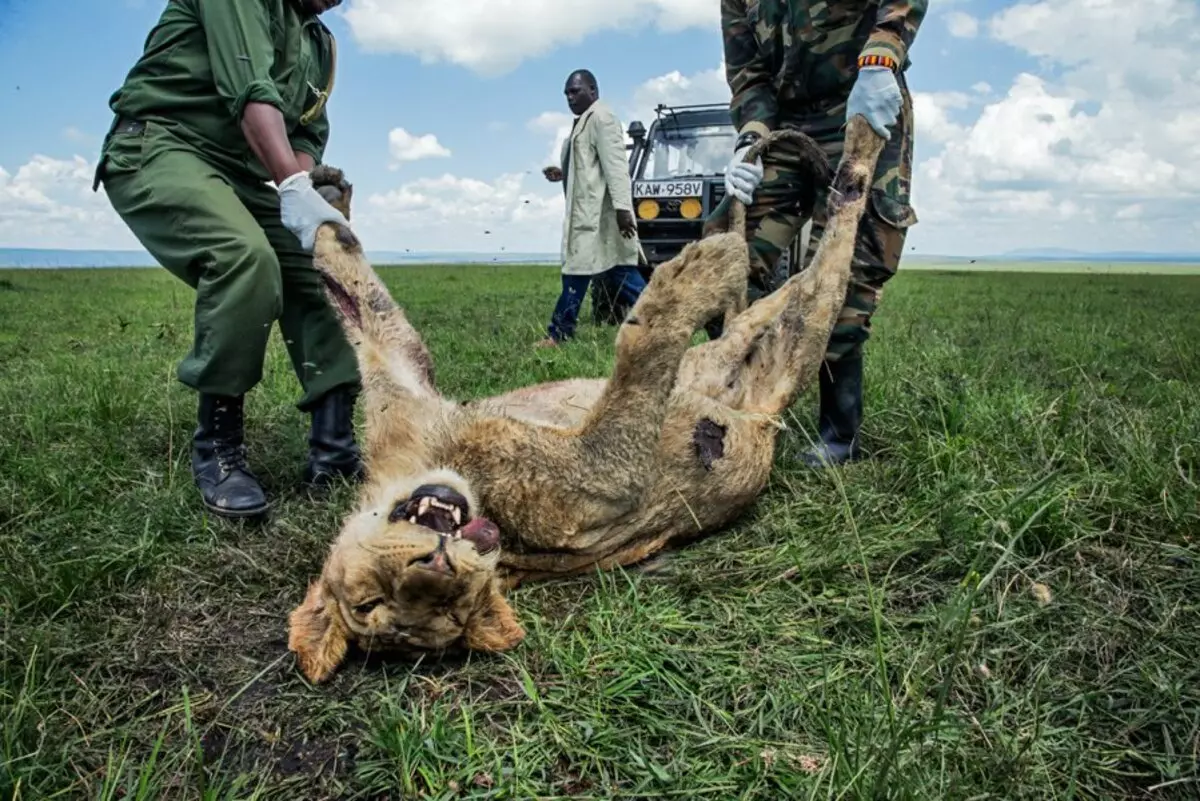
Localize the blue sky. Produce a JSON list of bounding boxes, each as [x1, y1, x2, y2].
[[0, 0, 1196, 257]]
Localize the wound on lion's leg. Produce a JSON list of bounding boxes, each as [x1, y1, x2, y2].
[[693, 418, 727, 471]]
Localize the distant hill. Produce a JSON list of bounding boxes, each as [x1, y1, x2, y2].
[[991, 248, 1200, 263], [0, 248, 560, 269]]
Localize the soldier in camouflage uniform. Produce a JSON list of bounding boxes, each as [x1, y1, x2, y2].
[[93, 0, 362, 519], [716, 0, 925, 467]]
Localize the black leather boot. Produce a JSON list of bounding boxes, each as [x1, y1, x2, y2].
[[191, 394, 270, 518], [302, 386, 364, 489], [799, 354, 865, 468]]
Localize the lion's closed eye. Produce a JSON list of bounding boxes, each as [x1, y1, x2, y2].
[[353, 598, 383, 616]]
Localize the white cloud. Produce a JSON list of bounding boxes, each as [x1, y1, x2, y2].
[[359, 172, 564, 252], [527, 112, 572, 135], [362, 60, 734, 254], [340, 0, 717, 75], [527, 111, 575, 168], [0, 154, 140, 250], [942, 74, 1092, 184], [387, 127, 451, 168], [945, 11, 979, 38], [906, 0, 1200, 255], [912, 91, 972, 144], [627, 63, 730, 126]]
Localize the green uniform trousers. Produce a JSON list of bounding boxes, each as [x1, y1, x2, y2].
[[96, 120, 359, 410], [713, 79, 919, 363]]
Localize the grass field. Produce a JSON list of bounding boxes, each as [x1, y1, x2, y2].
[[1, 263, 1198, 800]]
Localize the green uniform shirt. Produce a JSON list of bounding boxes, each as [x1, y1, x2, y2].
[[103, 0, 335, 183], [720, 0, 927, 137]]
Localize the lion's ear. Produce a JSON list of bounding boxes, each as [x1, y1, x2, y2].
[[464, 583, 526, 652], [287, 580, 350, 683]]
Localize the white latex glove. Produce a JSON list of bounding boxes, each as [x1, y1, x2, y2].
[[724, 144, 764, 205], [277, 171, 350, 252], [846, 66, 902, 139]]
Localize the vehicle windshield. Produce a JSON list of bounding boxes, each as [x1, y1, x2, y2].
[[639, 122, 736, 179]]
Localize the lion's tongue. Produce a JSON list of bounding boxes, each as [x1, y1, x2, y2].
[[458, 518, 500, 553]]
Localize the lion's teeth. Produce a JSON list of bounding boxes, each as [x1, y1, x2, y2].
[[427, 496, 453, 515], [416, 497, 432, 516], [451, 507, 462, 524], [408, 515, 419, 524]]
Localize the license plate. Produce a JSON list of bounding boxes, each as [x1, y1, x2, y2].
[[633, 180, 704, 199]]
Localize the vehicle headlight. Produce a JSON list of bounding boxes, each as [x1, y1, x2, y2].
[[679, 198, 702, 219], [636, 199, 660, 220]]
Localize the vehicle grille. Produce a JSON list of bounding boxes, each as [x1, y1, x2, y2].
[[709, 181, 726, 209]]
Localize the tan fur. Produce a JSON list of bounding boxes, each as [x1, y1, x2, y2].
[[287, 118, 886, 683]]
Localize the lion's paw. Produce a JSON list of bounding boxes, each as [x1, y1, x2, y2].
[[312, 164, 354, 221]]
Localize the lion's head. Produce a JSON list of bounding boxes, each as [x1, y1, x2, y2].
[[287, 469, 524, 683]]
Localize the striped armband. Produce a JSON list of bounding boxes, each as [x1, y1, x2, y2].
[[857, 54, 899, 72]]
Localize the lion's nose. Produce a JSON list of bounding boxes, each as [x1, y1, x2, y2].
[[414, 549, 452, 574]]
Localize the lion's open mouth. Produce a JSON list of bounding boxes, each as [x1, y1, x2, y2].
[[400, 484, 500, 554]]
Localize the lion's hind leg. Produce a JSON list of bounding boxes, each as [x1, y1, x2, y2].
[[677, 115, 887, 418], [569, 225, 749, 468], [450, 229, 752, 554]]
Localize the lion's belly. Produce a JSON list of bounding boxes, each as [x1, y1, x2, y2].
[[485, 378, 608, 429], [492, 391, 779, 581]]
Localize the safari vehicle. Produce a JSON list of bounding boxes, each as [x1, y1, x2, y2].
[[591, 102, 804, 325]]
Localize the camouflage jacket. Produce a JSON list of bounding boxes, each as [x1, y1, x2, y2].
[[721, 0, 927, 136]]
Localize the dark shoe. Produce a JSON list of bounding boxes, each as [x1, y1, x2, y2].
[[192, 394, 270, 518], [798, 355, 866, 468], [302, 386, 364, 489]]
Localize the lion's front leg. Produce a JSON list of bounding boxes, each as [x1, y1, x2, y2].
[[307, 177, 449, 477], [677, 114, 887, 417]]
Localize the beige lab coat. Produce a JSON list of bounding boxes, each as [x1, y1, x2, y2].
[[558, 101, 640, 275]]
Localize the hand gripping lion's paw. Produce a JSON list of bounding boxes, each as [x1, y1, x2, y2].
[[312, 164, 354, 221]]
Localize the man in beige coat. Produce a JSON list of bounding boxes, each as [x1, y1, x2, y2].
[[537, 69, 644, 347]]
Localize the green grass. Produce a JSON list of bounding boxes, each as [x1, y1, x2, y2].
[[1, 263, 1198, 800]]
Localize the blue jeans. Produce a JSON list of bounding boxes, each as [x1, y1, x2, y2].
[[547, 265, 647, 342]]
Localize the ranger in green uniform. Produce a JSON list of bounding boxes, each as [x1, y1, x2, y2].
[[93, 0, 361, 518], [717, 0, 926, 467]]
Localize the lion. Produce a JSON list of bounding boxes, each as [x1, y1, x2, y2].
[[287, 115, 887, 684]]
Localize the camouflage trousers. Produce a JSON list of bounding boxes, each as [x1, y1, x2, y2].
[[717, 81, 918, 362]]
